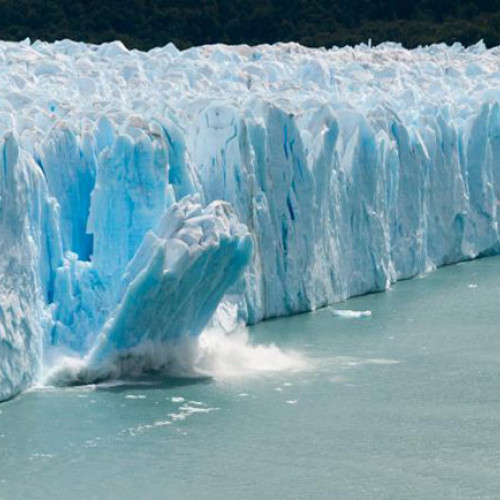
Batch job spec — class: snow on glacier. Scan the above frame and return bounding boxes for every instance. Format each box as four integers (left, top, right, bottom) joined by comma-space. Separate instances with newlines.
1, 39, 500, 401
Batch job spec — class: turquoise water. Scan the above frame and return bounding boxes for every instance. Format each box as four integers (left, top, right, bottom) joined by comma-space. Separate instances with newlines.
1, 257, 500, 500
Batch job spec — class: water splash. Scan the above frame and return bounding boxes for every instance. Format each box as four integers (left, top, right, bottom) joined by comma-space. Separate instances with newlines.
41, 324, 308, 387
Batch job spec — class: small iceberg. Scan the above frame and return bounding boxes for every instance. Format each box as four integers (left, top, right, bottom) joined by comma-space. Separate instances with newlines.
329, 309, 372, 319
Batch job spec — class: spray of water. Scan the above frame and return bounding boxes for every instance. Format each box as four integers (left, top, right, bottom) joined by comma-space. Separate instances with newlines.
42, 318, 308, 388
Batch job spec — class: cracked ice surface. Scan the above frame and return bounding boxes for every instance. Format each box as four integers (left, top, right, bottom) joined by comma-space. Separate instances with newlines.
1, 39, 500, 400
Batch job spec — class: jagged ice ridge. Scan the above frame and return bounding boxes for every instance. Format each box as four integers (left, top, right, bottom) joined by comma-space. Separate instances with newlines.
1, 39, 500, 401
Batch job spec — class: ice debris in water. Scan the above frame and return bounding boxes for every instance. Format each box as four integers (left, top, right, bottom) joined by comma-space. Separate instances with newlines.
1, 39, 500, 401
330, 309, 373, 318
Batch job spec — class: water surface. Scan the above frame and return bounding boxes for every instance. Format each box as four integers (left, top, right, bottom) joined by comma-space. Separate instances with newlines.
1, 257, 500, 499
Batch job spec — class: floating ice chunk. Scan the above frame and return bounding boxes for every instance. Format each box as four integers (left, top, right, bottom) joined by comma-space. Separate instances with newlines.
330, 309, 373, 318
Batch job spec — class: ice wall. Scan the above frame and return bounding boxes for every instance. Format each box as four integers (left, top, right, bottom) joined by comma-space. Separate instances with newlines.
0, 134, 61, 401
1, 39, 500, 400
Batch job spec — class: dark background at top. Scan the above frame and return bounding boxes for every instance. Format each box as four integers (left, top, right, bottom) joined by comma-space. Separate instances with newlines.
0, 0, 499, 50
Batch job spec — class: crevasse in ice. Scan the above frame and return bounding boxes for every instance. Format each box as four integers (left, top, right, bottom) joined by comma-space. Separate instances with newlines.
1, 39, 499, 400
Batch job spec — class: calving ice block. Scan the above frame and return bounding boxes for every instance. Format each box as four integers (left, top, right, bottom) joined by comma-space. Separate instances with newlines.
1, 39, 500, 400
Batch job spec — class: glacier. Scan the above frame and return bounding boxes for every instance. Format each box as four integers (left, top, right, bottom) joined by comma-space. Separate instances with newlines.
1, 38, 500, 401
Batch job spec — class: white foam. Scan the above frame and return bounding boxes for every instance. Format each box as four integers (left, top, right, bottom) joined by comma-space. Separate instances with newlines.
168, 404, 219, 422
29, 453, 54, 461
330, 356, 400, 368
41, 323, 308, 386
193, 326, 309, 379
154, 420, 172, 427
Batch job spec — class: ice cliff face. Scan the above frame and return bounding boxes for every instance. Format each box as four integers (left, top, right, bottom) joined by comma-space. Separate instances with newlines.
1, 39, 500, 400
